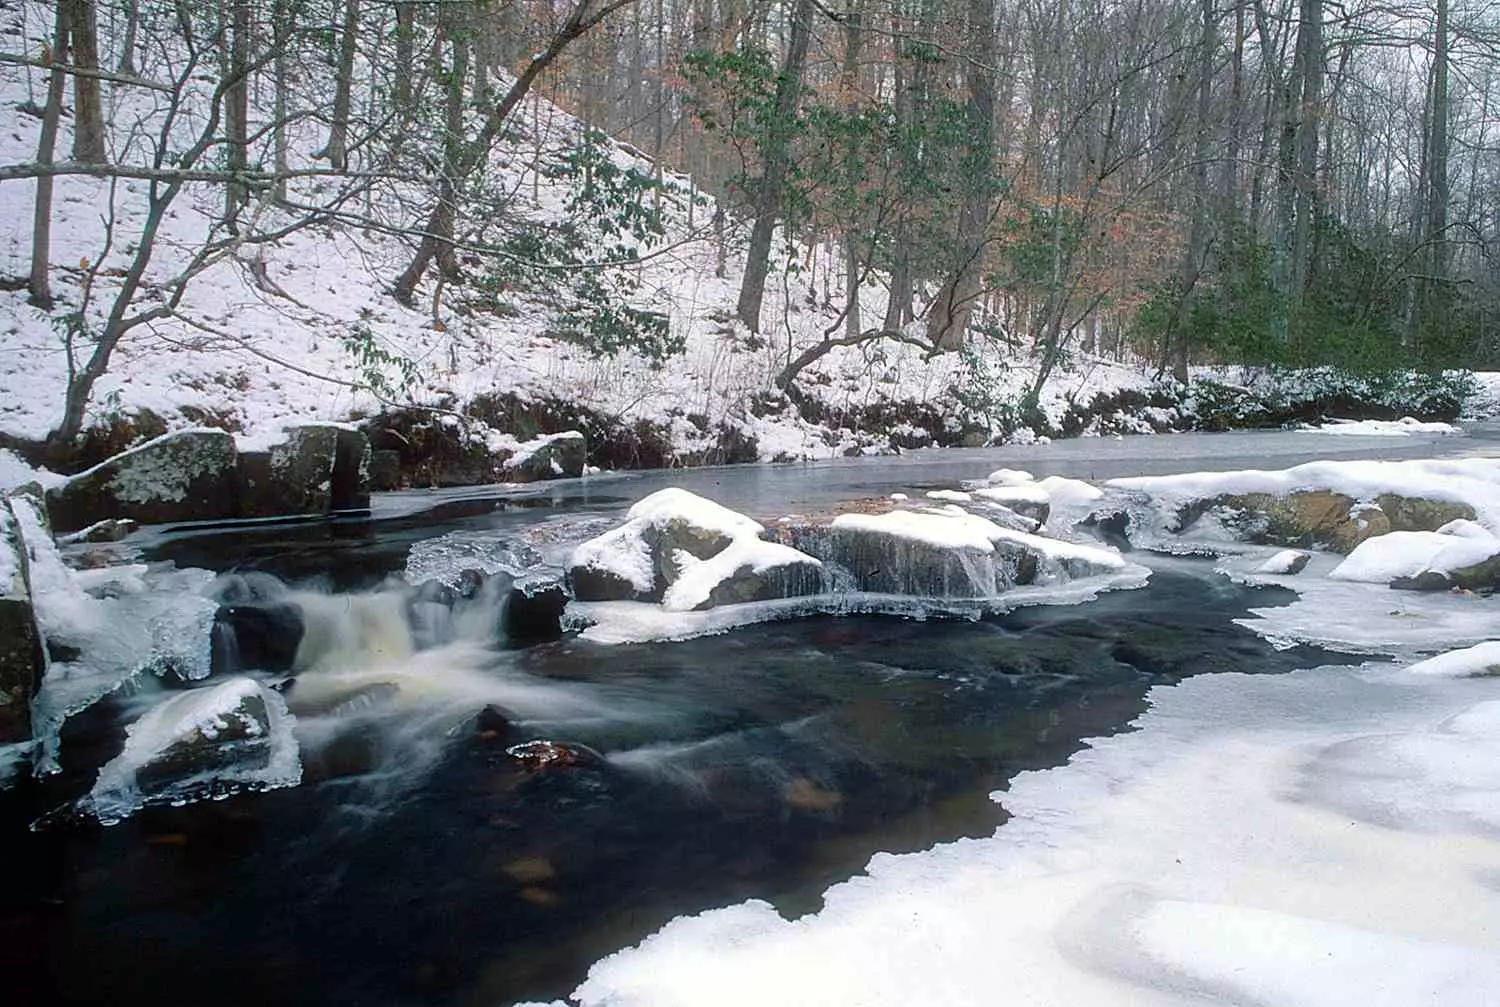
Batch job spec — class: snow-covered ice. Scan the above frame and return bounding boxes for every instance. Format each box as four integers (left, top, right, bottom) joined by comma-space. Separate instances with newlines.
1299, 416, 1462, 437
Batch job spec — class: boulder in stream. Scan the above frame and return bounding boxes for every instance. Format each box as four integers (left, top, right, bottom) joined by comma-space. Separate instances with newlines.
82, 677, 300, 824
46, 429, 239, 533
504, 431, 586, 482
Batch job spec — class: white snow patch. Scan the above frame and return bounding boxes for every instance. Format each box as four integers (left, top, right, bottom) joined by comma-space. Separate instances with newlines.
1255, 549, 1309, 575
1406, 642, 1500, 678
1300, 416, 1462, 437
1329, 530, 1500, 583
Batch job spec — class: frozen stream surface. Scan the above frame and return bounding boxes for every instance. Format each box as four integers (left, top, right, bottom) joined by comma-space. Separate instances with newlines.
3, 425, 1498, 1006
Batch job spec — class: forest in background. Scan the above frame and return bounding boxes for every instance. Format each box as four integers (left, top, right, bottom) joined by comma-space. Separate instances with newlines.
5, 0, 1499, 456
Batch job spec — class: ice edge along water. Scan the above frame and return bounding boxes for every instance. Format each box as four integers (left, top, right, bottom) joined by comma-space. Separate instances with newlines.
525, 457, 1500, 1007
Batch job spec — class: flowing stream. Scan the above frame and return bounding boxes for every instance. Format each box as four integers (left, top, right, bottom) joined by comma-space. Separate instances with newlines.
1, 427, 1491, 1006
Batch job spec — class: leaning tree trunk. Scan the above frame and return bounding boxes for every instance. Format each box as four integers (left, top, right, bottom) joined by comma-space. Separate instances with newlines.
735, 0, 816, 333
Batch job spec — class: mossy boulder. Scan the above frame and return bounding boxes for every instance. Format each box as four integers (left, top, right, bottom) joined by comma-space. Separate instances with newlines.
1177, 490, 1474, 554
46, 429, 238, 532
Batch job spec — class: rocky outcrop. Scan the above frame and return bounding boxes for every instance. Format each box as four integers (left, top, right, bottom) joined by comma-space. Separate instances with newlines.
1175, 490, 1475, 554
504, 431, 586, 482
0, 495, 46, 742
45, 425, 373, 533
236, 424, 340, 518
46, 429, 239, 533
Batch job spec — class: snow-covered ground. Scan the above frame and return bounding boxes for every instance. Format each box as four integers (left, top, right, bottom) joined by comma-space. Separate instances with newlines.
524, 457, 1500, 1007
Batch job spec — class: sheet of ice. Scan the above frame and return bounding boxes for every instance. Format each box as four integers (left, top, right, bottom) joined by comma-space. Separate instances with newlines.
1329, 529, 1500, 583
1300, 416, 1461, 437
1406, 641, 1500, 678
661, 539, 821, 612
81, 677, 300, 824
1234, 574, 1499, 656
925, 489, 972, 503
528, 662, 1500, 1007
1132, 900, 1500, 1006
571, 566, 1150, 645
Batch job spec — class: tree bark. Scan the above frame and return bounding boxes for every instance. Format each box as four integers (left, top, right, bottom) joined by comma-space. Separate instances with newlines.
735, 0, 816, 332
924, 0, 997, 351
28, 5, 69, 308
223, 0, 250, 227
319, 0, 360, 170
65, 0, 106, 163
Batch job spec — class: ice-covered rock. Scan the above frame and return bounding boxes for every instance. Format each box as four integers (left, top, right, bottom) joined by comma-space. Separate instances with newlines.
0, 494, 46, 742
82, 677, 300, 824
46, 429, 239, 532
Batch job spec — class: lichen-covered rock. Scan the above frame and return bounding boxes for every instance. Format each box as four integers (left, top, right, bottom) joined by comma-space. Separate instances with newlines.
331, 427, 372, 511
46, 429, 239, 533
0, 497, 45, 742
505, 431, 586, 483
236, 424, 340, 518
1177, 490, 1475, 554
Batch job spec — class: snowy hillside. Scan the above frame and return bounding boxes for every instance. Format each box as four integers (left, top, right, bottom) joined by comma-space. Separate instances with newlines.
0, 0, 1186, 469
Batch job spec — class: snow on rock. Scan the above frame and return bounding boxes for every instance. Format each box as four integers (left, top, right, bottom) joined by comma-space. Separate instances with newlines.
983, 468, 1035, 486
1329, 530, 1500, 586
1106, 458, 1499, 554
1254, 549, 1311, 576
45, 429, 239, 532
0, 494, 46, 742
661, 539, 823, 612
1406, 642, 1500, 678
81, 677, 300, 825
568, 488, 819, 609
1299, 416, 1463, 437
504, 431, 587, 482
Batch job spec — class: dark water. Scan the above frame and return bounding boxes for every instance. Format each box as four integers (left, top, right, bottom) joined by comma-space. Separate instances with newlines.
0, 554, 1341, 1006
14, 430, 1439, 1005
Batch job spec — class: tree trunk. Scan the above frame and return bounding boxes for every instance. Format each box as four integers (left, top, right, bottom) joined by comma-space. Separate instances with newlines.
925, 0, 997, 351
735, 0, 816, 332
1169, 0, 1216, 384
65, 0, 106, 163
271, 0, 290, 202
394, 2, 415, 120
223, 0, 251, 228
392, 0, 637, 306
320, 0, 360, 170
1416, 0, 1449, 356
28, 5, 69, 308
118, 0, 139, 74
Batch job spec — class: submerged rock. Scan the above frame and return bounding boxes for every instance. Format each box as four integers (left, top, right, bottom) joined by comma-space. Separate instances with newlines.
211, 601, 305, 675
82, 677, 301, 824
46, 429, 239, 533
507, 739, 607, 771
